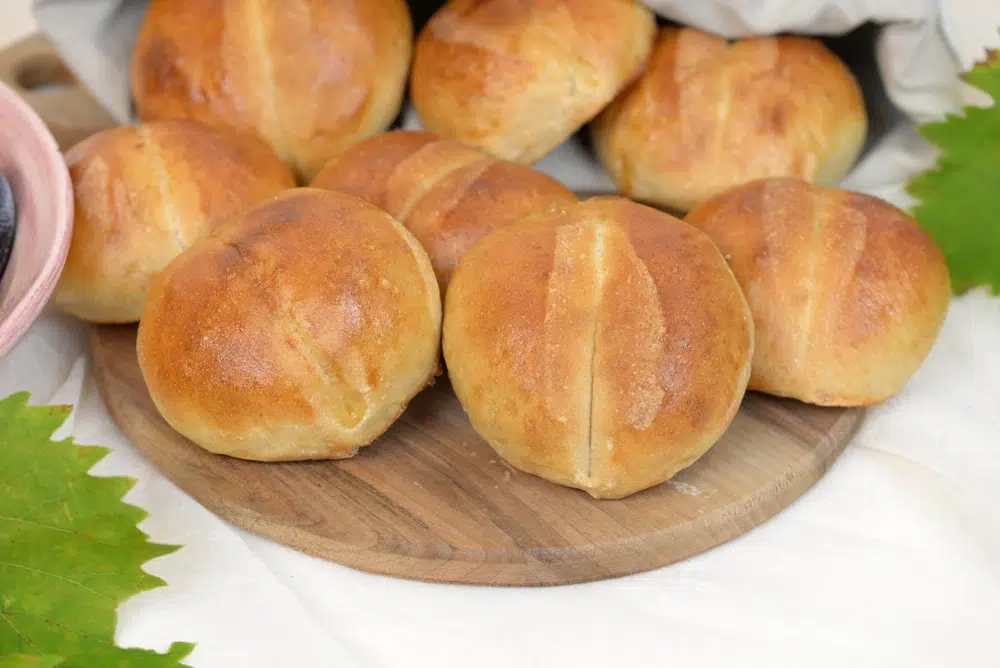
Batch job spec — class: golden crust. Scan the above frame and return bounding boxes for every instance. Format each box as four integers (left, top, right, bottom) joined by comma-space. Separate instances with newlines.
53, 120, 295, 324
443, 196, 754, 499
137, 188, 442, 461
312, 130, 578, 291
410, 0, 655, 163
685, 178, 951, 406
131, 0, 413, 182
592, 27, 868, 212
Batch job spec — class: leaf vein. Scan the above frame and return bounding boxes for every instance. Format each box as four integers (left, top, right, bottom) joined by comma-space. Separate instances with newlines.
0, 560, 115, 602
0, 608, 42, 654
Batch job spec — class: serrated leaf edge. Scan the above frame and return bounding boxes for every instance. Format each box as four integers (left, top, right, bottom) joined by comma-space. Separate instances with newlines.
2, 392, 195, 665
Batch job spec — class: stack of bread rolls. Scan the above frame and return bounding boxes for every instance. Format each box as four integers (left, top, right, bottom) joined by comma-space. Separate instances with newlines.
408, 1, 869, 213
126, 0, 870, 211
49, 0, 952, 501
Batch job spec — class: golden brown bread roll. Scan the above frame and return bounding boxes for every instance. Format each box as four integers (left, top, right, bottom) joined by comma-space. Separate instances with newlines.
443, 196, 754, 499
685, 178, 951, 406
53, 120, 294, 324
312, 130, 578, 290
410, 0, 656, 164
592, 27, 868, 213
131, 0, 413, 182
137, 188, 442, 461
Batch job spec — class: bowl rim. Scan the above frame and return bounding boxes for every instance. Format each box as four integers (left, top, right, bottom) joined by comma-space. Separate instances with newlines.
0, 79, 74, 357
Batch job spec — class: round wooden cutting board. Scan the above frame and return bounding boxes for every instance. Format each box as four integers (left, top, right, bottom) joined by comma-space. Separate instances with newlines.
91, 324, 864, 586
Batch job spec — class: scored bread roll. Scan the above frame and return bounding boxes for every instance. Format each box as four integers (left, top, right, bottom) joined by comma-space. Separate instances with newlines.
410, 0, 656, 164
137, 189, 442, 461
592, 27, 868, 213
53, 120, 294, 324
312, 130, 578, 291
443, 196, 754, 499
131, 0, 412, 182
685, 178, 951, 406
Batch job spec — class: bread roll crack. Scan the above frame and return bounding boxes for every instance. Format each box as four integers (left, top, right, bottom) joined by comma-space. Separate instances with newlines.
797, 188, 828, 376
247, 0, 293, 178
613, 231, 667, 433
280, 302, 370, 431
139, 126, 186, 252
709, 44, 734, 190
584, 222, 607, 482
389, 144, 489, 221
405, 156, 495, 224
220, 239, 371, 432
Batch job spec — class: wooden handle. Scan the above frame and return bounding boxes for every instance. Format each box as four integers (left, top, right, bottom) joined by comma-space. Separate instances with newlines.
0, 34, 117, 151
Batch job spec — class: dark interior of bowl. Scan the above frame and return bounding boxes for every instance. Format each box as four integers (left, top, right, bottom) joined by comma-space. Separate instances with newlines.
0, 83, 71, 342
0, 171, 17, 284
0, 151, 30, 310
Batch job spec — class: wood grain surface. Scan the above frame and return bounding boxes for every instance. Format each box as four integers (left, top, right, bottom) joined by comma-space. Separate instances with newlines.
92, 324, 864, 586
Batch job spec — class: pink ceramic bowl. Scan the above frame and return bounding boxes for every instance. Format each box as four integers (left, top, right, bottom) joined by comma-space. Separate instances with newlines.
0, 80, 73, 358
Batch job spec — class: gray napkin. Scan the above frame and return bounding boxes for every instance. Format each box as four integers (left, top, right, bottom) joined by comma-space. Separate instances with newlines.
34, 0, 147, 124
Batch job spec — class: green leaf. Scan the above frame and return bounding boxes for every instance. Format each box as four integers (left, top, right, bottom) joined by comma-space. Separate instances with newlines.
0, 392, 193, 666
907, 47, 1000, 294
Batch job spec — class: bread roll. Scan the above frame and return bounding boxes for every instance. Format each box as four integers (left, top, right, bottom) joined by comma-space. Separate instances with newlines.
312, 130, 577, 290
54, 120, 294, 324
685, 178, 950, 406
131, 0, 412, 182
592, 27, 868, 213
443, 196, 753, 499
410, 0, 656, 164
137, 189, 442, 461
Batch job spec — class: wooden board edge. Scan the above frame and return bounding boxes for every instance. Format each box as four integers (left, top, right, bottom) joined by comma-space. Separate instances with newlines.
90, 325, 864, 587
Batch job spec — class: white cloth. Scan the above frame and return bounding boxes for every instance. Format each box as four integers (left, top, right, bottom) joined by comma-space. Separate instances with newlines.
5, 1, 1000, 666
